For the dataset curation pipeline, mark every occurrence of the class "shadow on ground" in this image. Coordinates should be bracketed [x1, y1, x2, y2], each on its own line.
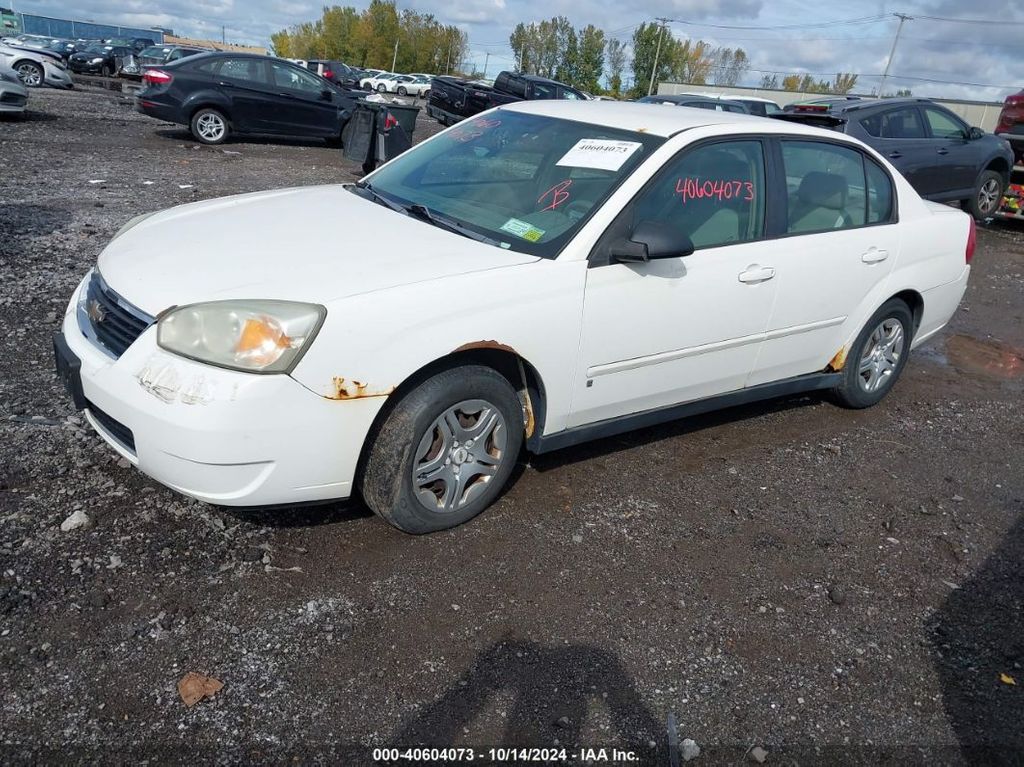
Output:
[392, 639, 662, 761]
[930, 515, 1024, 764]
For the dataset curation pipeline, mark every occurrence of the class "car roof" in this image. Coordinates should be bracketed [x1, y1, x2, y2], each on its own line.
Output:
[502, 99, 849, 140]
[832, 97, 942, 114]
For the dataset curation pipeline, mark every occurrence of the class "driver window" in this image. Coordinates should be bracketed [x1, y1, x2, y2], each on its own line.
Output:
[923, 107, 967, 140]
[270, 61, 324, 93]
[631, 140, 766, 250]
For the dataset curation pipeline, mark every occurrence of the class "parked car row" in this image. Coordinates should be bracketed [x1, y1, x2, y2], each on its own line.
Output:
[0, 33, 154, 64]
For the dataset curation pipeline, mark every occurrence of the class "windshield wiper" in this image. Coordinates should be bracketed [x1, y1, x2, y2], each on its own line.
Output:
[350, 181, 406, 214]
[403, 203, 503, 247]
[352, 184, 504, 247]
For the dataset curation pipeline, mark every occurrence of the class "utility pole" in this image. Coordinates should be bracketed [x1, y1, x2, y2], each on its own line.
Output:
[647, 17, 669, 97]
[391, 38, 398, 71]
[221, 25, 225, 45]
[879, 12, 911, 97]
[483, 52, 490, 78]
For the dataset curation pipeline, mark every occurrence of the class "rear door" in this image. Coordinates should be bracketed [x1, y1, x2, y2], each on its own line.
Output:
[855, 106, 934, 195]
[209, 58, 278, 132]
[921, 105, 977, 196]
[749, 138, 900, 384]
[265, 60, 339, 137]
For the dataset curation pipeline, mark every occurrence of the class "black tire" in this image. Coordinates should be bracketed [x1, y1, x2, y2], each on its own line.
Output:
[189, 107, 230, 145]
[376, 83, 387, 92]
[963, 169, 1005, 220]
[101, 63, 112, 77]
[360, 365, 525, 534]
[397, 86, 407, 96]
[832, 299, 914, 409]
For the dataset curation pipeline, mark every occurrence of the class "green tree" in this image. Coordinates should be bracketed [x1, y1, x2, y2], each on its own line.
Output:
[605, 37, 628, 96]
[710, 47, 749, 86]
[831, 72, 858, 94]
[574, 24, 605, 92]
[631, 21, 671, 97]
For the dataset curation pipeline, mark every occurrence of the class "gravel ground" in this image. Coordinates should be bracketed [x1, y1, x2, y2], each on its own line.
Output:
[1, 86, 1022, 765]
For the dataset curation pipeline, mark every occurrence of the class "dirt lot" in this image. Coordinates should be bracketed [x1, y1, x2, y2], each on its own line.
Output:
[1, 86, 1022, 764]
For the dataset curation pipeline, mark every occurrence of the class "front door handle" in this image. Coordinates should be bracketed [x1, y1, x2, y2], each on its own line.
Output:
[861, 248, 890, 264]
[888, 151, 902, 159]
[937, 147, 949, 155]
[738, 265, 776, 283]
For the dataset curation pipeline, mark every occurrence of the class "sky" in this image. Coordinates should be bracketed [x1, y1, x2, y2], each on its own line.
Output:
[12, 0, 1022, 101]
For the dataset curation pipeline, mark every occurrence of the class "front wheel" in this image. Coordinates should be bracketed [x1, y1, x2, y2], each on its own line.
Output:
[832, 299, 914, 409]
[376, 83, 387, 93]
[397, 86, 407, 96]
[101, 63, 112, 77]
[360, 366, 525, 534]
[964, 169, 1005, 220]
[16, 61, 43, 87]
[190, 108, 229, 145]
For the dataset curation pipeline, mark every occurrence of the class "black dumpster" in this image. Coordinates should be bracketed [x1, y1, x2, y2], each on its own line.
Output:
[342, 99, 420, 175]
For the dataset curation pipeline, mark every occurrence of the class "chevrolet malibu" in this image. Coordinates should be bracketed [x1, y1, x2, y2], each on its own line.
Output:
[55, 101, 975, 533]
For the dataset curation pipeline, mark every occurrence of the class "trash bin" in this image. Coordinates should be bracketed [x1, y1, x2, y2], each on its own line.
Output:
[341, 99, 420, 175]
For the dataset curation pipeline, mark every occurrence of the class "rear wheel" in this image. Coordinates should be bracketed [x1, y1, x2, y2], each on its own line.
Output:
[397, 86, 407, 96]
[376, 83, 387, 92]
[15, 61, 43, 87]
[360, 366, 524, 534]
[100, 63, 112, 77]
[832, 299, 914, 409]
[964, 169, 1005, 220]
[190, 108, 229, 145]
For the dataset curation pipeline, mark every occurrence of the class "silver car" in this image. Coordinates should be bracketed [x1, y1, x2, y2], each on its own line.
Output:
[0, 44, 74, 89]
[0, 60, 28, 113]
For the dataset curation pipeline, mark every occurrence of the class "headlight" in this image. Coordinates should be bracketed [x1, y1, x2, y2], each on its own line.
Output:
[157, 300, 326, 373]
[91, 57, 104, 64]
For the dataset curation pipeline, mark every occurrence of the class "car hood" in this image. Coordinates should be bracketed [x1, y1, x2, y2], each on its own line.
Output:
[98, 185, 538, 315]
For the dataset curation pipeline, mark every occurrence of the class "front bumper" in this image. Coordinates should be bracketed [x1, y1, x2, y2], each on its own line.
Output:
[56, 277, 386, 506]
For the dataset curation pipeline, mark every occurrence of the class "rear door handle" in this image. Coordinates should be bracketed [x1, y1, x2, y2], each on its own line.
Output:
[738, 265, 776, 283]
[888, 151, 902, 159]
[861, 248, 889, 264]
[937, 147, 949, 155]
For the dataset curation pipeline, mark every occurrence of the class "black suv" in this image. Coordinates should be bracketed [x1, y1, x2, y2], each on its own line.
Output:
[136, 52, 359, 145]
[778, 97, 1013, 219]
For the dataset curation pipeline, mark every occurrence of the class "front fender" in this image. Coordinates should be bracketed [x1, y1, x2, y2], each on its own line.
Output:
[289, 259, 586, 437]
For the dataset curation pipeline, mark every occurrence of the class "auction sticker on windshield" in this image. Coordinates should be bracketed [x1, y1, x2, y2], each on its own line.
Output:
[499, 218, 545, 242]
[556, 139, 643, 171]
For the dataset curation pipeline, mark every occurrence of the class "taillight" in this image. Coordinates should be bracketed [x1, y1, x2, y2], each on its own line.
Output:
[966, 217, 976, 265]
[384, 112, 398, 130]
[323, 69, 333, 79]
[143, 69, 172, 85]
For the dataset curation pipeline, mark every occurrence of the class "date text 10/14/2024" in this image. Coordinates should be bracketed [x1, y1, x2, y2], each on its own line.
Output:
[373, 746, 642, 763]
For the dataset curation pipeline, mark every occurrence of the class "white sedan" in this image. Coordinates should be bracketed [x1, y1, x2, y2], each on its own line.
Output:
[56, 101, 973, 533]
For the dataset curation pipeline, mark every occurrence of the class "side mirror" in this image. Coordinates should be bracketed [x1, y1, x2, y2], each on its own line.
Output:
[968, 126, 984, 140]
[320, 89, 333, 101]
[610, 220, 695, 263]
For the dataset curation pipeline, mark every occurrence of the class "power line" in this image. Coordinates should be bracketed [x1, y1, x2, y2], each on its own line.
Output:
[666, 14, 890, 31]
[913, 13, 1024, 25]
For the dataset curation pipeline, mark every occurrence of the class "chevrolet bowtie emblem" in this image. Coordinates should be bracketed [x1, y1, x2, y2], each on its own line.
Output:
[87, 299, 106, 323]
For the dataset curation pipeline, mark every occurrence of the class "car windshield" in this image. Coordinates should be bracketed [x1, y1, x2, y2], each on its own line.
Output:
[140, 47, 168, 57]
[358, 110, 664, 258]
[85, 46, 110, 54]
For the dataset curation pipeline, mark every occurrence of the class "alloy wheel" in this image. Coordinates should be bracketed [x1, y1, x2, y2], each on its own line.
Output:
[857, 318, 905, 393]
[978, 178, 1001, 216]
[17, 63, 42, 87]
[412, 399, 508, 513]
[196, 113, 225, 142]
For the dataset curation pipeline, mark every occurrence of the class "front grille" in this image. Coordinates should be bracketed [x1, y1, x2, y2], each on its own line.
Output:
[87, 401, 136, 453]
[81, 272, 154, 358]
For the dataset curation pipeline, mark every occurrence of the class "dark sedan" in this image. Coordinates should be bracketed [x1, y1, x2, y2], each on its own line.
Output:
[637, 94, 749, 113]
[68, 45, 131, 76]
[136, 52, 359, 145]
[774, 97, 1013, 220]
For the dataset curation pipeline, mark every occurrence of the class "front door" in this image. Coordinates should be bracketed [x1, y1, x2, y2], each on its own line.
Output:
[921, 105, 978, 196]
[571, 138, 777, 427]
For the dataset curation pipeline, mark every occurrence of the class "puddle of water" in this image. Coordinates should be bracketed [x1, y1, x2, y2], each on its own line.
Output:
[937, 334, 1024, 380]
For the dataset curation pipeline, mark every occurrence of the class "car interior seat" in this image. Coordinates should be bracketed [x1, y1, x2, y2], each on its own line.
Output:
[788, 171, 852, 232]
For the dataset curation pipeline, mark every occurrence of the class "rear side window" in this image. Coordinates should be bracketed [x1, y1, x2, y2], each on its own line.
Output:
[866, 159, 894, 223]
[219, 58, 266, 84]
[631, 140, 766, 250]
[782, 141, 868, 233]
[860, 107, 925, 139]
